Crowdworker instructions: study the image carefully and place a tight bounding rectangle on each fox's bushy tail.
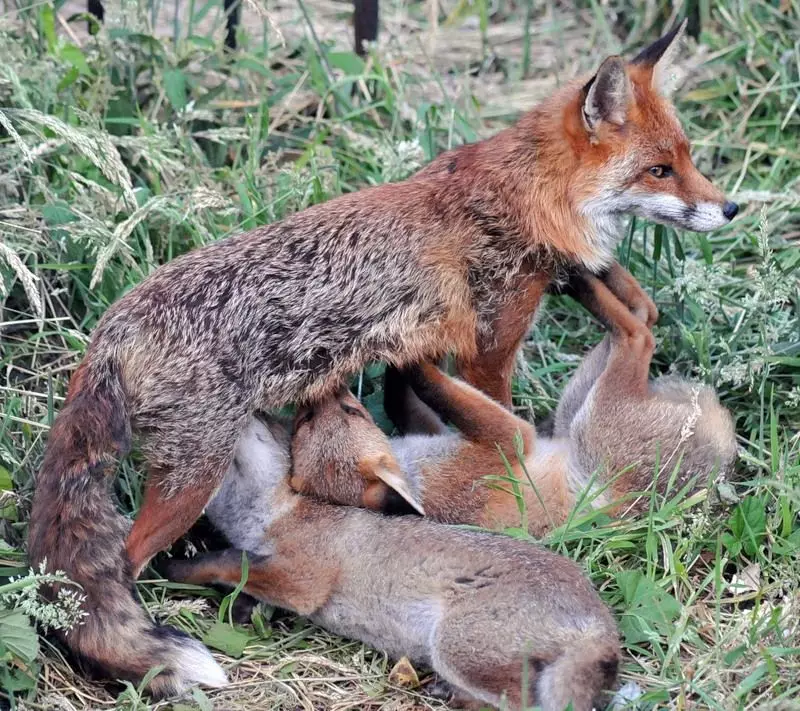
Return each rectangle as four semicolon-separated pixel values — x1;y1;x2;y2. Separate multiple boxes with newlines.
27;358;226;697
536;633;620;711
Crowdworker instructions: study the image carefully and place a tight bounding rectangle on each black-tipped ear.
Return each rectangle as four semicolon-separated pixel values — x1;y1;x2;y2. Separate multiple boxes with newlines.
631;19;687;95
373;465;425;515
632;19;686;66
582;56;631;131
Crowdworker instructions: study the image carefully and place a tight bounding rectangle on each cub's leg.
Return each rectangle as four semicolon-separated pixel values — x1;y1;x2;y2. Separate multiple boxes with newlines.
167;547;337;617
383;366;449;435
405;362;536;460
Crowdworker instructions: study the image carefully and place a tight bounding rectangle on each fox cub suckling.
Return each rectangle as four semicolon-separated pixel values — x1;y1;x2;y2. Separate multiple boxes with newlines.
289;273;738;535
167;417;620;711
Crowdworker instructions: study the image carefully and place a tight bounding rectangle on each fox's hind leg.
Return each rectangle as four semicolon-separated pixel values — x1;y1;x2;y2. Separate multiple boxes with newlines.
126;411;249;578
552;336;612;437
566;275;655;416
565;278;657;508
127;459;232;578
430;621;530;711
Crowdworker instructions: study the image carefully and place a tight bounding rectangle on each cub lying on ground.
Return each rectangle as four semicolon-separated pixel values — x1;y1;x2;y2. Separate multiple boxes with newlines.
168;417;620;711
290;274;738;535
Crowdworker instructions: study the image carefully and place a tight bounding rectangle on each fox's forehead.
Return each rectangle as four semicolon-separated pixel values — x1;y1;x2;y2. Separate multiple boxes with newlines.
628;80;690;156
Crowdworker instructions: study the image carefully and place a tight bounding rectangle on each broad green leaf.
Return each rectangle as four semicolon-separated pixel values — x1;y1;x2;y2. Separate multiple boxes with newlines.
328;51;365;76
60;44;91;75
56;66;81;92
727;495;767;557
234;57;273;78
615;570;682;644
191;686;214;711
39;5;57;53
0;463;16;521
202;621;251;658
163;69;187;111
41;203;78;227
0;609;40;663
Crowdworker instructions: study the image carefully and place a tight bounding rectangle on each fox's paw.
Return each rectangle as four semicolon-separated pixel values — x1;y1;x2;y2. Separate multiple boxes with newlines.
628;326;656;359
425;677;484;710
629;293;658;327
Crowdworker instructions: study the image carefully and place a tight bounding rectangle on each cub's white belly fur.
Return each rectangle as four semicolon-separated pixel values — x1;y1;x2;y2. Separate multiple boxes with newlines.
312;594;442;663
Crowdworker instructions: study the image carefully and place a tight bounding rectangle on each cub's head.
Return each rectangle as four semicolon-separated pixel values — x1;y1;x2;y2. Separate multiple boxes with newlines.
290;389;423;515
568;21;737;240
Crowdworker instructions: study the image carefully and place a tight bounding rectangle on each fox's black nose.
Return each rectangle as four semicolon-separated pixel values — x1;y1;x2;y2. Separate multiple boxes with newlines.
723;201;739;220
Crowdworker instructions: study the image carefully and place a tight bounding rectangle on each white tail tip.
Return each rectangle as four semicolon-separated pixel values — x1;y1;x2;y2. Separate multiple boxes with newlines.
175;639;229;690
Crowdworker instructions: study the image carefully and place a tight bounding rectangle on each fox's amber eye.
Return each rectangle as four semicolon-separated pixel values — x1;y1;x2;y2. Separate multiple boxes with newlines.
649;165;673;178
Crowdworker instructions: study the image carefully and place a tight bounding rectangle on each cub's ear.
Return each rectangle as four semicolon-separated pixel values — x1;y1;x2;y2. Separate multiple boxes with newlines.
631;19;687;96
372;464;425;515
582;56;631;133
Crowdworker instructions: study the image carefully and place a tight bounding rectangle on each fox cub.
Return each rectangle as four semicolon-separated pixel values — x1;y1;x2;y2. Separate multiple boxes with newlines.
168;417;620;711
290;274;738;535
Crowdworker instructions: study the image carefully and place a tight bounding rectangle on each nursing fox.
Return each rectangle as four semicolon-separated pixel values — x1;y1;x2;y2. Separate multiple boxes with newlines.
28;22;737;695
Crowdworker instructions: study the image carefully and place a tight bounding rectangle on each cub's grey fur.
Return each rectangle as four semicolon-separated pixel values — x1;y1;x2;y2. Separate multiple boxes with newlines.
182;418;621;711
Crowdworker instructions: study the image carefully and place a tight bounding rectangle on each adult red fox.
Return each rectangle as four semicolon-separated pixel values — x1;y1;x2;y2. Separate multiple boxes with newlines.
289;274;738;533
167;416;621;711
28;21;735;694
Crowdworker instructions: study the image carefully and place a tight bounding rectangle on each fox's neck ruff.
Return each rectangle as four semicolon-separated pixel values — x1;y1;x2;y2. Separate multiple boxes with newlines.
478;81;628;273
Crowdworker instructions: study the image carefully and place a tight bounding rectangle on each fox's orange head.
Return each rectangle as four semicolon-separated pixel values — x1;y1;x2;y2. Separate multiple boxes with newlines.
290;389;423;515
562;21;737;250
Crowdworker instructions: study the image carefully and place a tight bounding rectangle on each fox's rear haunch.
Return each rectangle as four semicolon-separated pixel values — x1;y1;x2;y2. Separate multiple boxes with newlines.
27;360;226;697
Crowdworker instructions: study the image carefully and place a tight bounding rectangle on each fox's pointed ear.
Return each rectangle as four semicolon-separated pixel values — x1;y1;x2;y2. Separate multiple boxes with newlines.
582;56;631;132
632;19;687;96
374;465;425;515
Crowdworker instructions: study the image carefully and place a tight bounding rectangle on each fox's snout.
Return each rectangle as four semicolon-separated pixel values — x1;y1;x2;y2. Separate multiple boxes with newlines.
675;193;739;232
723;201;739;220
671;167;738;231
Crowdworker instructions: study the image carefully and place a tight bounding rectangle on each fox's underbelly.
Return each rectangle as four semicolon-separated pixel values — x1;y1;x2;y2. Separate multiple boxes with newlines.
253;308;478;409
310;593;441;664
479;440;571;535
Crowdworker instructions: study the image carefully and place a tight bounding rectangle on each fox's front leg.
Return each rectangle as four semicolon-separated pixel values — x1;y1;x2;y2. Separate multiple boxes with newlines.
557;261;657;330
456;272;551;408
564;270;655;346
600;261;658;326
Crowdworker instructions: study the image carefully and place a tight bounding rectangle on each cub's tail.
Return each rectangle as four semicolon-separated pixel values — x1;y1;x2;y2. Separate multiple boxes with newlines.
27;357;226;697
536;633;620;711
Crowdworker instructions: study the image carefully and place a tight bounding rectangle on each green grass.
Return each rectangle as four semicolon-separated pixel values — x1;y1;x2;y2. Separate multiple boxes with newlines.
0;0;799;709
